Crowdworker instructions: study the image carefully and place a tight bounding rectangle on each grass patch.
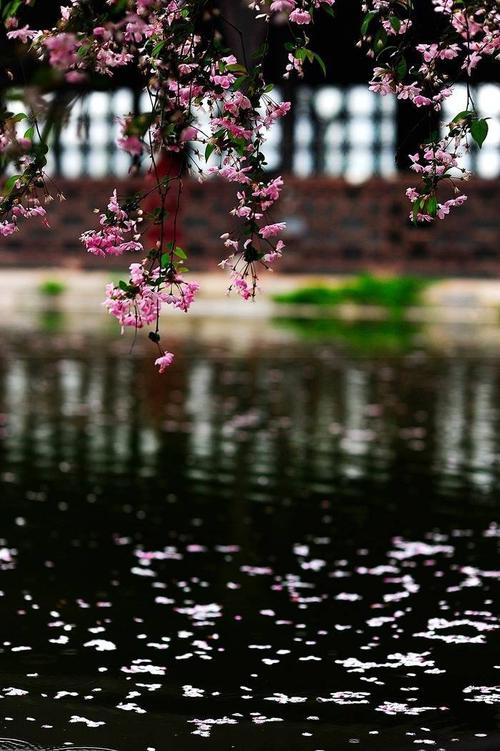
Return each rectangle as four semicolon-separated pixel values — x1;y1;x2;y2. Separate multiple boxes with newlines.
38;279;66;297
273;273;431;311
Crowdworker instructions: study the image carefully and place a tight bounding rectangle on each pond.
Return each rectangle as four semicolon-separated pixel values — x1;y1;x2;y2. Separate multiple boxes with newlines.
0;314;499;751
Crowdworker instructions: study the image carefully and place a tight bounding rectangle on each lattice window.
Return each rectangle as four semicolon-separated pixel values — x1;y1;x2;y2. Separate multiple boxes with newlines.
7;84;499;180
48;89;136;177
291;85;397;181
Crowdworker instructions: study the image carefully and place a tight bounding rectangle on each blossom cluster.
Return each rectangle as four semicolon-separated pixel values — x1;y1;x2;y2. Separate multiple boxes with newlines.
362;0;498;221
103;261;200;330
0;112;53;238
1;0;496;371
80;191;143;257
0;194;48;237
4;0;338;370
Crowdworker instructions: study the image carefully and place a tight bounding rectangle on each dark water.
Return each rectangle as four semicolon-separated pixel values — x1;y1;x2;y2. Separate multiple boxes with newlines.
0;317;499;751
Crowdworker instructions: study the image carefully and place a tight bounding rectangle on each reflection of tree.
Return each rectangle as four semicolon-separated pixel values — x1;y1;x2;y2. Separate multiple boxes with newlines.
274;318;421;354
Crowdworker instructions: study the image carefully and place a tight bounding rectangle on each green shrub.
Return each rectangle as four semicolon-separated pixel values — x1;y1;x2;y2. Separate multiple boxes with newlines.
38;279;66;297
273;273;431;310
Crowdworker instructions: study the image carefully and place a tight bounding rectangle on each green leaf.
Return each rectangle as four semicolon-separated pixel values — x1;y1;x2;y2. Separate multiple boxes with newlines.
426;195;437;217
389;16;401;32
395;56;407;80
160;253;170;268
412;196;424;223
311;51;326;77
231;76;248;91
151;40;165;57
361;11;376;36
470;118;488;148
23;126;34;140
225;63;247;74
174;246;187;260
373;28;388;53
110;0;128;13
3;174;21;194
205;142;216;162
2;0;23;21
252;41;269;59
452;110;473;123
118;280;129;292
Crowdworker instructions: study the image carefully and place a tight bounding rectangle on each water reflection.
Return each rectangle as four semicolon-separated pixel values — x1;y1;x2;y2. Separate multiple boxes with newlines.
2;323;500;505
0;318;498;751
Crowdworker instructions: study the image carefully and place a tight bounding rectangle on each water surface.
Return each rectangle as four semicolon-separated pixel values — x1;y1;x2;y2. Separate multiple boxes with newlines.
0;317;498;751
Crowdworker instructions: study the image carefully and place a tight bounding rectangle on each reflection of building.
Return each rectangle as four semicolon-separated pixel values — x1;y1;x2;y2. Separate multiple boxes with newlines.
2;329;500;504
1;3;499;272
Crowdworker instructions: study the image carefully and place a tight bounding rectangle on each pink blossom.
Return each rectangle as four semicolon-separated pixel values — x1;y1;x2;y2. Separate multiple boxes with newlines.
7;25;37;43
253;176;284;205
289;9;312;24
107;190;127;221
270;0;296;11
232;276;253;300
12;202;46;219
259;222;286;239
0;221;17;237
405;187;419;202
104;283;159;328
211;118;252;140
180;126;197;142
215;165;252;184
397;84;421;101
369;68;395;96
413;95;433;107
437;195;467;219
81;227;142;257
65;71;87;84
262;240;285;265
164;278;200;312
136;0;156;13
129;263;145;286
117;136;143;156
261;101;291;126
285;52;305;78
155;351;174;373
43;33;78;70
211;74;235;89
124;16;148;42
224;92;252;117
93;26;112;41
96;48;134;72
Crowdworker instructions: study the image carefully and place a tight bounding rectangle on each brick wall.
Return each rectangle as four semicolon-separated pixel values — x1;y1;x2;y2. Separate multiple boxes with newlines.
1;176;499;276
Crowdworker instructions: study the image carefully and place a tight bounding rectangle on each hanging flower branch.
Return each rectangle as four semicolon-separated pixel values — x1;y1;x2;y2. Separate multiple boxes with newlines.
362;0;499;221
0;0;498;370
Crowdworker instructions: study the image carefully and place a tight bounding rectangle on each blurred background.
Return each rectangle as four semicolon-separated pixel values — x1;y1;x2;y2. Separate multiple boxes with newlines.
0;0;499;275
0;4;499;750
